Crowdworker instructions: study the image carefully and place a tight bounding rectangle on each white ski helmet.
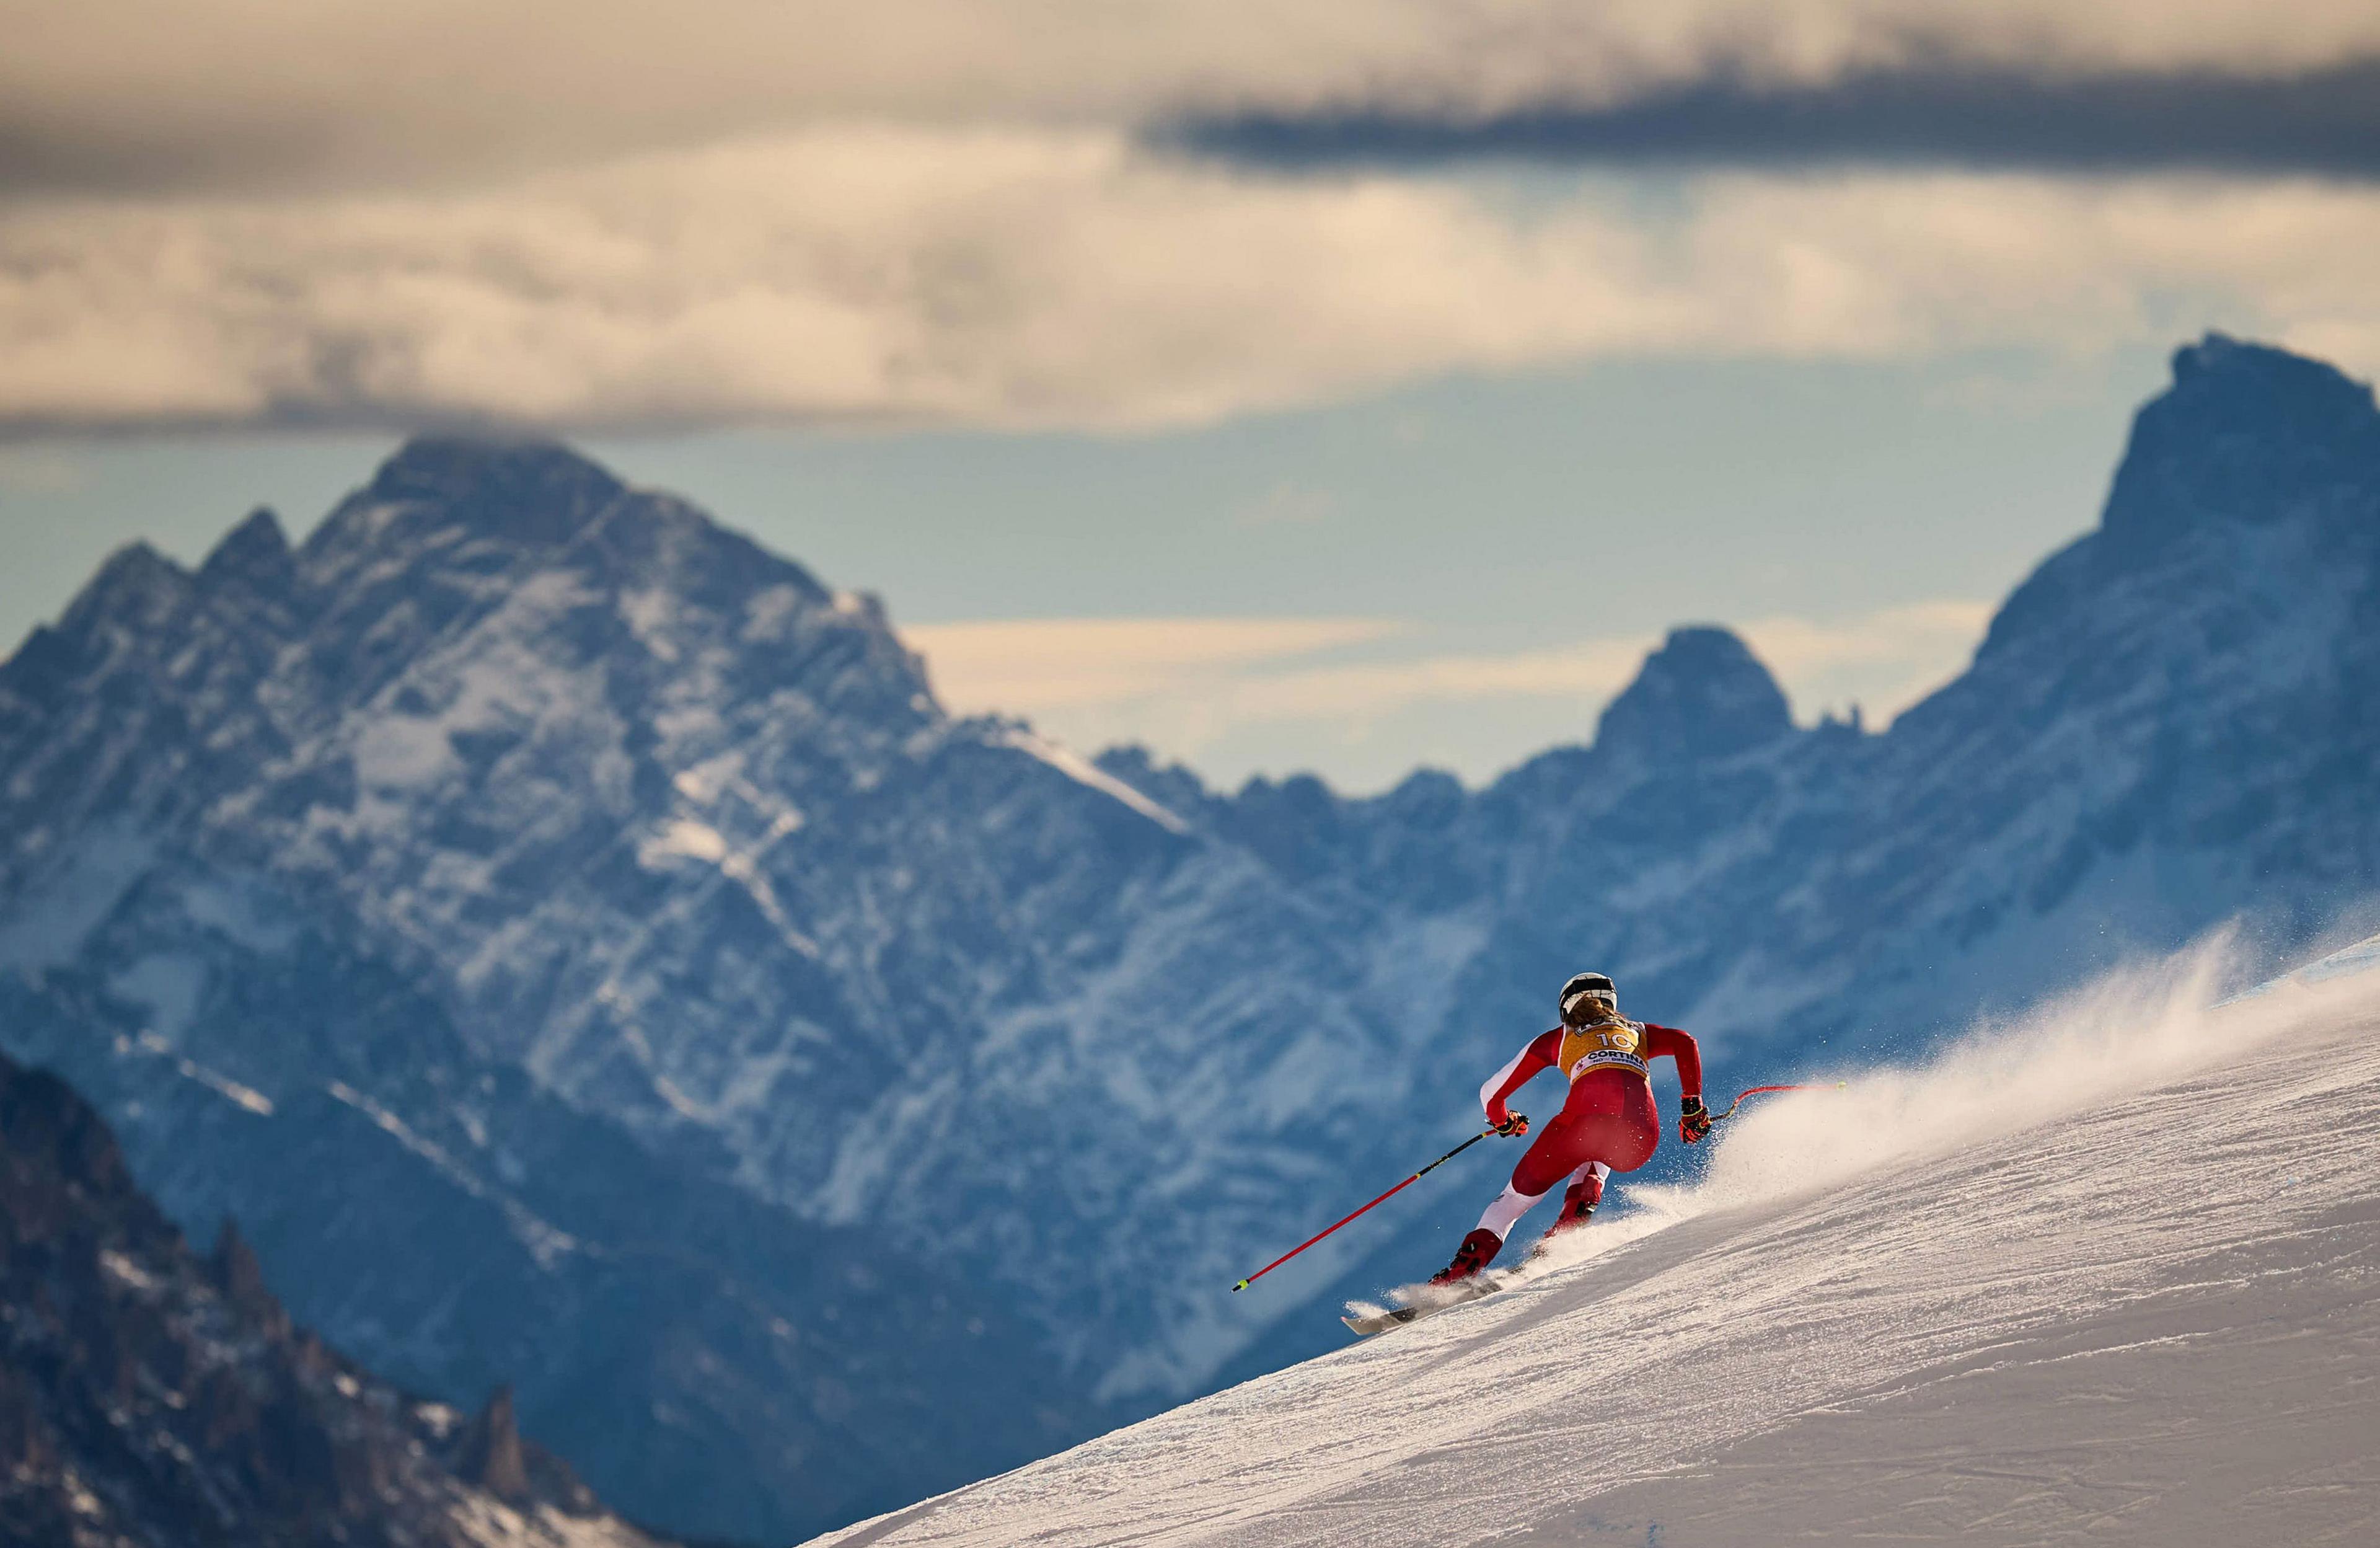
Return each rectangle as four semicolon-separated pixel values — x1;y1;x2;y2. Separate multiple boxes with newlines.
1559;971;1618;1027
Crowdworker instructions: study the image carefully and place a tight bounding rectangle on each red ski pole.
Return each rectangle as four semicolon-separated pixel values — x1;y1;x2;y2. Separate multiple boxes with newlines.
1709;1082;1843;1121
1232;1121;1516;1293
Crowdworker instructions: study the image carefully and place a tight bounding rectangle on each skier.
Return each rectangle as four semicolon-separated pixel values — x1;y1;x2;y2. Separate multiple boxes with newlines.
1432;971;1710;1284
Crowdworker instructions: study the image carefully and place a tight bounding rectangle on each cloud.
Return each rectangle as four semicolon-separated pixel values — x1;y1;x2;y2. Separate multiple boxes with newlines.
1737;599;1995;722
9;3;2380;196
906;599;1991;786
11;4;2380;435
1173;60;2380;181
905;613;1655;763
1219;637;1659;724
904;616;1403;712
8;128;2380;435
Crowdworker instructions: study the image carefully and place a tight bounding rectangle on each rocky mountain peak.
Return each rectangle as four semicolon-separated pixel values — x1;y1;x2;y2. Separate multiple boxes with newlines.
459;1385;534;1503
369;433;624;508
2101;333;2380;554
332;435;628;557
1973;334;2380;668
209;1218;291;1335
55;541;193;640
198;506;293;583
1593;626;1794;764
196;507;306;631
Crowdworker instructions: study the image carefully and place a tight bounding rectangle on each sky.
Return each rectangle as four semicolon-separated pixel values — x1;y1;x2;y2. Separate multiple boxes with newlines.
5;1;2378;790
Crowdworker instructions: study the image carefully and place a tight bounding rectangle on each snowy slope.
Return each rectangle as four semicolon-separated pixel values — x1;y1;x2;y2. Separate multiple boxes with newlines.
810;934;2380;1547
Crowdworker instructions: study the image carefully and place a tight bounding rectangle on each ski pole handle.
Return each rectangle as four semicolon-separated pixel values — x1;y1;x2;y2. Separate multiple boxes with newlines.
1232;1125;1499;1293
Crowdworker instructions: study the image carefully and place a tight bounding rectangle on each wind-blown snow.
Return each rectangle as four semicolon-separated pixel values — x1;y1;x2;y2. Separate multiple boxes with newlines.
811;934;2380;1547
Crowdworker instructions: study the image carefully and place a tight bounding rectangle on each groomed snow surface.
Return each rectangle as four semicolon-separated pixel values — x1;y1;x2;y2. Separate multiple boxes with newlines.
812;935;2380;1547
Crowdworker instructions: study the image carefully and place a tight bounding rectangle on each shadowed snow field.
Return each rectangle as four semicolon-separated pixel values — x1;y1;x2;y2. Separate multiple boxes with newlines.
812;935;2380;1546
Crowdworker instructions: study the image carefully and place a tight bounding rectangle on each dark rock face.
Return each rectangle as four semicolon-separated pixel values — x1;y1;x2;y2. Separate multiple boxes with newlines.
2;334;2376;1542
457;1386;532;1503
1592;625;1794;764
207;1220;288;1338
196;508;298;601
0;1050;658;1548
2103;334;2380;553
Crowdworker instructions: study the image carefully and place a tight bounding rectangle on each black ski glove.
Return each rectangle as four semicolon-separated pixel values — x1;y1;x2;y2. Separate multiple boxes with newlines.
1678;1096;1712;1144
1494;1113;1530;1138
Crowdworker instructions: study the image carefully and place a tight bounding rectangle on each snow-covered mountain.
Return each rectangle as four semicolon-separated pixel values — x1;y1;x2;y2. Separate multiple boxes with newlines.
806;934;2380;1547
1;332;2374;1539
0;1046;663;1548
0;449;1127;1539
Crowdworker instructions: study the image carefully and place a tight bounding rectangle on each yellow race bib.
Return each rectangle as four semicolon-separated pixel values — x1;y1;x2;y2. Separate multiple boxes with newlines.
1558;1019;1648;1081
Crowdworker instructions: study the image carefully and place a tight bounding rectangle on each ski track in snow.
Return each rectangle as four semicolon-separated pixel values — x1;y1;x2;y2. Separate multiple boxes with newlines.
809;936;2380;1547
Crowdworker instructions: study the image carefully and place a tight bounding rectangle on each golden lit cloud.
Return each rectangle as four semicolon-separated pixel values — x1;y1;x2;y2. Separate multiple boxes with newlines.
906;598;1994;784
6;130;2380;434
905;616;1404;712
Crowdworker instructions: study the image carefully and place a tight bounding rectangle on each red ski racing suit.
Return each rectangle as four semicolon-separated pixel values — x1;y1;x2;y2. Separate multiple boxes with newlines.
1438;1018;1703;1278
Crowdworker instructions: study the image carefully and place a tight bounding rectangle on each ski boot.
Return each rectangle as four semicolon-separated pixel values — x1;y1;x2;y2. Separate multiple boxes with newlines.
1430;1227;1503;1285
1528;1174;1603;1260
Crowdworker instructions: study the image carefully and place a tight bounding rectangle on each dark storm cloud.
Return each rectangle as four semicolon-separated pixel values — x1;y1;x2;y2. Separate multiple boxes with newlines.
1166;61;2380;181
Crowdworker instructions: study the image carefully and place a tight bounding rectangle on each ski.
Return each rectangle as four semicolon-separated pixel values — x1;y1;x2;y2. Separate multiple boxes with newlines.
1341;1271;1515;1336
1340;1306;1422;1335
